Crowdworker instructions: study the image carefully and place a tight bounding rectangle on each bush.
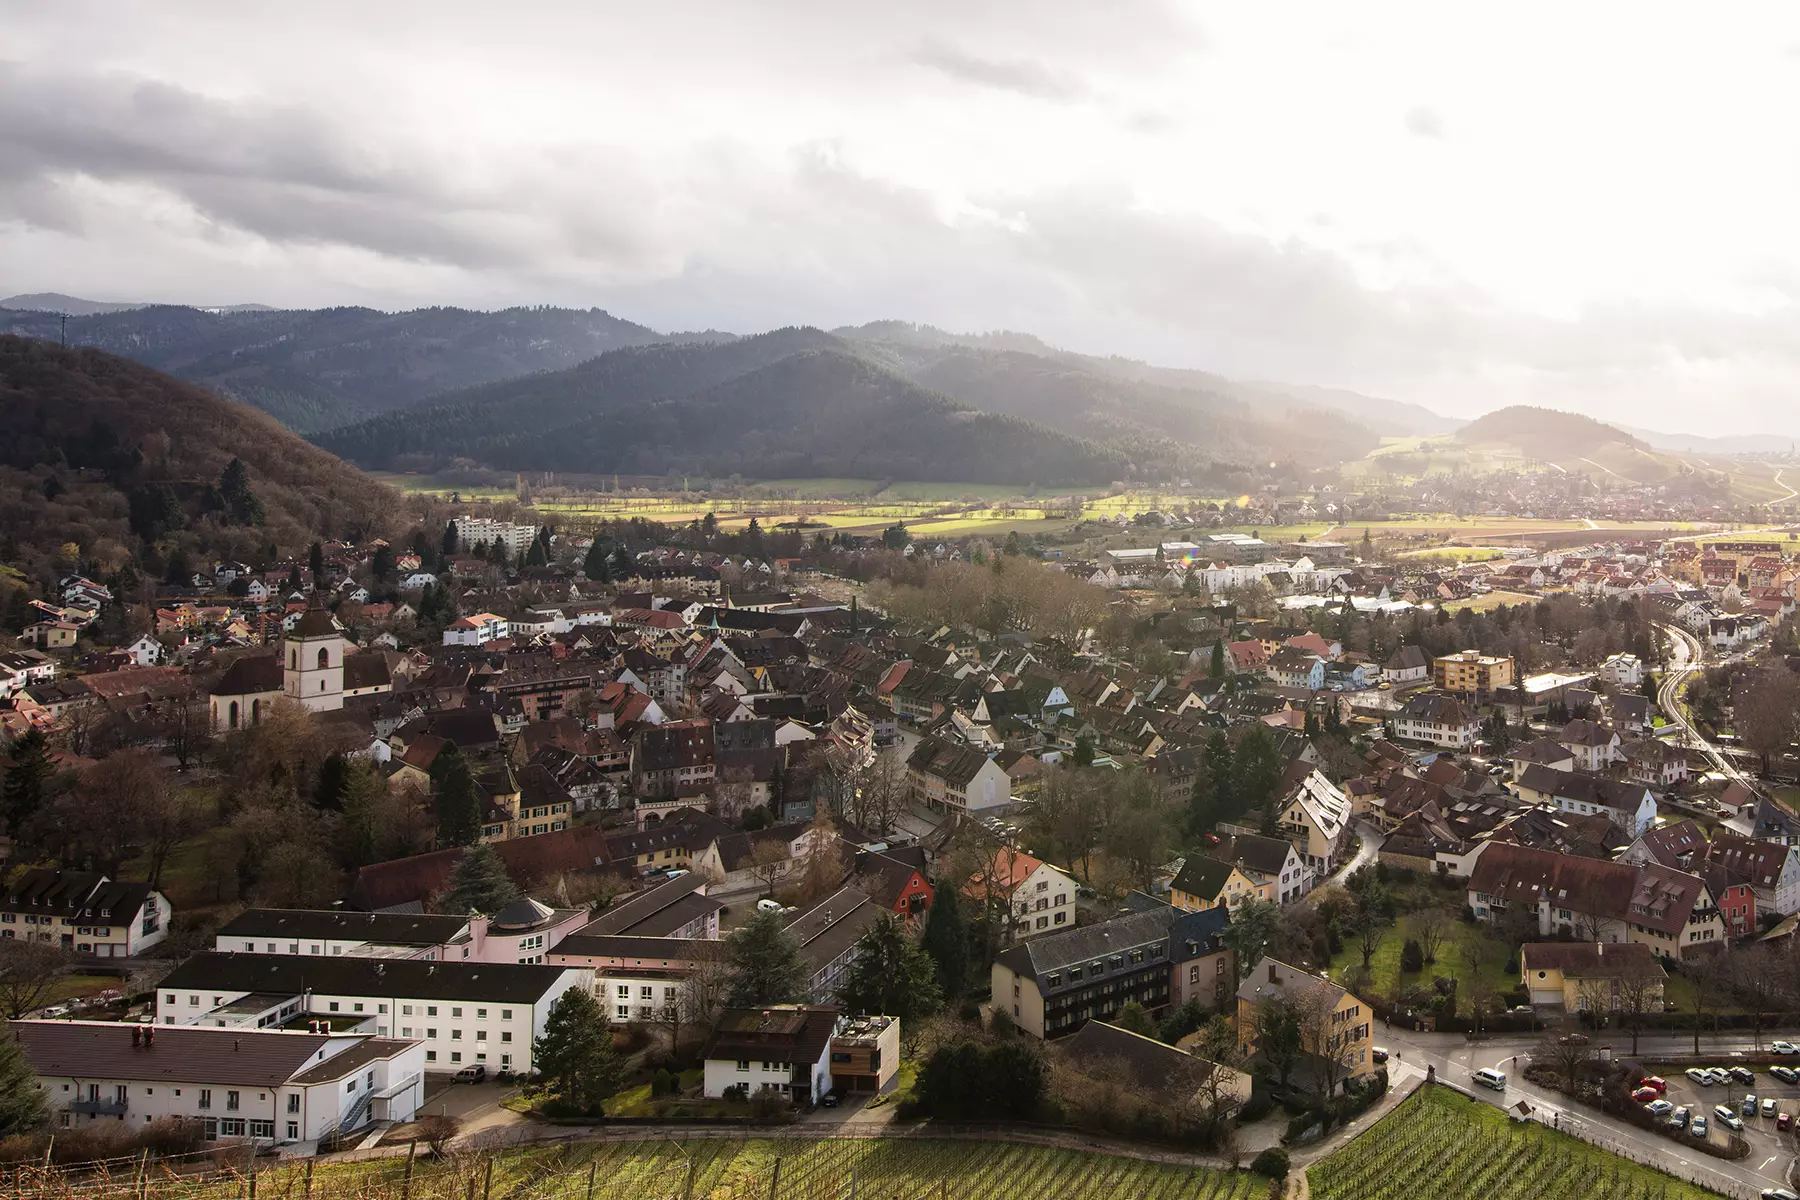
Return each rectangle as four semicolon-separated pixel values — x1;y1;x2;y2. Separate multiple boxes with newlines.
750;1090;794;1124
416;1114;461;1157
1400;939;1423;973
651;1068;675;1098
1251;1148;1290;1179
1236;1091;1277;1122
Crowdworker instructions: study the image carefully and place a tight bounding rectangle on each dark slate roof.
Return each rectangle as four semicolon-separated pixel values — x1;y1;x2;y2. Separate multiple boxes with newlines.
551;934;716;963
703;1004;836;1064
1058;1020;1222;1100
293;598;338;640
1170;856;1234;901
288;1037;419;1084
215;909;468;947
161;952;576;1004
13;1020;336;1087
993;908;1177;988
905;735;992;788
580;873;712;935
785;886;879;974
211;653;283;697
1;870;153;924
635;721;717;772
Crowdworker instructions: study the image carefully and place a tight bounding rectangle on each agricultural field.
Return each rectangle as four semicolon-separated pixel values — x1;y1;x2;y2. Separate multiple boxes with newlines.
109;1136;1259;1200
1309;1084;1726;1200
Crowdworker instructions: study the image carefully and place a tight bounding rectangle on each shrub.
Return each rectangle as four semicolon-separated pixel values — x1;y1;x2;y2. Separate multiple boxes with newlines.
1251;1147;1290;1179
750;1090;794;1124
1400;939;1424;973
651;1068;675;1098
417;1114;461;1157
1236;1091;1277;1122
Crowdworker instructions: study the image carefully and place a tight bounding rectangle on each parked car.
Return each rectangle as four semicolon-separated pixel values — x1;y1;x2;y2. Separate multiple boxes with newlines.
1631;1086;1660;1103
1716;1105;1745;1131
757;898;784;913
1639;1076;1667;1094
819;1090;841;1109
1686;1068;1715;1085
1780;1111;1794;1132
1773;1066;1799;1084
1670;1105;1691;1128
1647;1099;1674;1117
1472;1067;1507;1091
1762;1098;1778;1118
1743;1095;1759;1118
1733;1066;1756;1085
1510;1004;1533;1015
454;1065;487;1084
1761;1190;1799;1200
1773;1041;1799;1055
1691;1115;1709;1138
1371;1047;1389;1064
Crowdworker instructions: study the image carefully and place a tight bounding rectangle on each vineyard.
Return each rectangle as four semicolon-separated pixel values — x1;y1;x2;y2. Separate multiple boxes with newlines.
1308;1085;1728;1200
17;1135;1262;1200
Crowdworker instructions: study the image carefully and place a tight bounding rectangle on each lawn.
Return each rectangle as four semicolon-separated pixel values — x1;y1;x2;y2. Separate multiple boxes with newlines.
1309;1083;1727;1199
1327;908;1518;1019
126;1135;1261;1199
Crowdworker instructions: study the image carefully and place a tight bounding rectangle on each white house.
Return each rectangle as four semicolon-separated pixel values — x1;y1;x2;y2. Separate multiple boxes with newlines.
1512;764;1658;839
0;870;169;958
701;1005;838;1106
1275;771;1355;874
441;612;509;647
14;1020;425;1151
399;573;439;591
904;735;1013;814
1393;692;1479;750
156;953;591;1076
123;635;165;667
1598;653;1643;688
1555;719;1622;773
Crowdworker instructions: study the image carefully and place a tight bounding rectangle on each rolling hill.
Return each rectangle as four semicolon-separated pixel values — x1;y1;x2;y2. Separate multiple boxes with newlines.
0;336;401;582
1455;405;1651;460
0;303;681;432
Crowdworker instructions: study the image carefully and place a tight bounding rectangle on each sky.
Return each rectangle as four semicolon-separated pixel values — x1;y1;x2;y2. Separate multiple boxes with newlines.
6;1;1800;435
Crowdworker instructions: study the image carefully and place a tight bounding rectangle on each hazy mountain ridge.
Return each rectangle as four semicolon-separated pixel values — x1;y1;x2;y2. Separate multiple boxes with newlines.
1455;405;1649;458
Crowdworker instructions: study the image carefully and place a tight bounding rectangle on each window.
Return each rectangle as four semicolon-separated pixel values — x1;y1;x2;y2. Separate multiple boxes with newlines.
451;1007;463;1018
287;1094;300;1113
501;1032;512;1043
737;1060;750;1071
501;1009;513;1020
616;1006;629;1019
402;1005;414;1016
617;985;629;998
353;1003;364;1013
426;1050;437;1062
450;1052;462;1064
476;1008;488;1019
250;1120;274;1139
426;1028;437;1039
346;1079;357;1094
198;1089;212;1110
427;1006;438;1017
501;1054;512;1066
328;1002;340;1013
1054;912;1066;925
286;1122;299;1140
451;1030;462;1041
226;1091;240;1111
1054;894;1066;906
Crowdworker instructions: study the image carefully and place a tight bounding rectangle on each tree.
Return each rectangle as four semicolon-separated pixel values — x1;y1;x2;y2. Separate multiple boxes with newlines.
0;939;70;1018
1210;639;1226;679
920;887;971;1002
1738;669;1800;776
837;911;943;1024
1221;898;1280;987
371;543;396;581
1072;735;1096;767
1102;770;1180;892
430;744;482;847
308;541;325;586
1189;731;1234;835
1461;938;1494;1034
533;988;622;1116
582;539;612;582
440;843;519;914
1231;725;1285;819
1251;997;1304;1092
795;805;848;905
0;1025;44;1136
1;727;52;837
219;458;263;525
658;944;728;1064
1113;1001;1158;1039
1353;908;1385;973
746;838;791;897
1411;910;1448;965
337;759;390;867
723;908;808;1007
1533;1033;1595;1093
882;523;911;550
1026;766;1103;881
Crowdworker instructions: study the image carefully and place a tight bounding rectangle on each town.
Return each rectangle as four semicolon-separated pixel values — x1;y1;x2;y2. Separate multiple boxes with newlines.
5;482;1800;1200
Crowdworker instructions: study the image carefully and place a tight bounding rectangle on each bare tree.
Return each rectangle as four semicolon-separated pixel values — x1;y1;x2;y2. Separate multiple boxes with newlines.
160;695;215;771
1532;1033;1595;1092
1461;938;1494;1034
1722;944;1781;1051
748;838;791;897
1615;968;1661;1056
1412;909;1448;965
0;939;72;1017
1354;911;1386;973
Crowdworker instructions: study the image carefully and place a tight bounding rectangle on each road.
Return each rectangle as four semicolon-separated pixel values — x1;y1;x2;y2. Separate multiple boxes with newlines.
1774;468;1799;508
1306;820;1385;900
1376;1024;1792;1198
1656;622;1755;787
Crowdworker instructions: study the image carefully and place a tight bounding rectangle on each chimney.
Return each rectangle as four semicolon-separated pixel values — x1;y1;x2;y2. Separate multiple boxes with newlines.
1267;963;1279;984
131;1027;142;1048
144;1028;154;1047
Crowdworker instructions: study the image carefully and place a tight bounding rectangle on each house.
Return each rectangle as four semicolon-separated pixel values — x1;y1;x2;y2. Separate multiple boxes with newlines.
853;850;935;920
701;1005;838;1105
1392;692;1480;750
1512;765;1657;839
1598;654;1644;688
1235;959;1375;1090
1057;1019;1251;1115
990;907;1179;1038
786;887;882;1004
1466;843;1725;960
1620;738;1688;789
904;735;1012;815
0;870;169;957
1519;942;1666;1012
123;635;165;667
1704;834;1800;917
1166;905;1236;1013
1382;645;1430;685
441;613;509;647
155;953;592;1075
963;847;1077;941
1265;648;1325;691
1171;832;1312;912
548;934;718;1025
1168;857;1259;915
1432;650;1515;697
577;873;723;939
1274;771;1354;875
13;1020;426;1149
1555;719;1622;772
631;720;717;800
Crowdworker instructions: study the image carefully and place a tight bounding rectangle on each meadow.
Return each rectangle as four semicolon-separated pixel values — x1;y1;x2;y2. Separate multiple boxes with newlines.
1309;1084;1728;1200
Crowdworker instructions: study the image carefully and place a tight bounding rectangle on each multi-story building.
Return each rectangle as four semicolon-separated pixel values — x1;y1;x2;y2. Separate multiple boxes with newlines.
1169;834;1312;913
0;870;168;958
1393;692;1480;750
213;902;587;966
990;907;1178;1038
631;720;717;800
14;1021;425;1149
450;516;540;557
962;847;1077;941
1432;650;1516;698
155;953;591;1075
701;1005;838;1106
1274;771;1354;876
904;735;1012;815
1236;959;1375;1089
786;887;881;1005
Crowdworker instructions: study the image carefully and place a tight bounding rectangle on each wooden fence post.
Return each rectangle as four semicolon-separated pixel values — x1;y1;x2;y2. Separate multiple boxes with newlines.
401;1139;418;1200
768;1158;780;1200
482;1156;494;1200
586;1161;597;1200
304;1159;314;1200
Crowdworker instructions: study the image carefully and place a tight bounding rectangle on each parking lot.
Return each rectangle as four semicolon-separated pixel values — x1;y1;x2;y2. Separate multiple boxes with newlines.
1647;1064;1800;1157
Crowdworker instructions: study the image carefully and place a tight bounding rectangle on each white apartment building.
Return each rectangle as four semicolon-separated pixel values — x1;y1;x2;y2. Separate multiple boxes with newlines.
156;953;591;1075
451;516;540;557
14;1020;424;1150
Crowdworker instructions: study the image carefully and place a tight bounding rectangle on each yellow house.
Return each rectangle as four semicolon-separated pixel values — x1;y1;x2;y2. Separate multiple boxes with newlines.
1432;650;1516;696
1519;942;1667;1011
1236;959;1375;1090
1171;856;1262;913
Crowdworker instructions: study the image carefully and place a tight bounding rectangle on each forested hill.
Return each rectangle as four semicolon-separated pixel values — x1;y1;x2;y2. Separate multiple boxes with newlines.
320;341;1132;486
0;336;400;585
1455;405;1649;458
0;304;678;432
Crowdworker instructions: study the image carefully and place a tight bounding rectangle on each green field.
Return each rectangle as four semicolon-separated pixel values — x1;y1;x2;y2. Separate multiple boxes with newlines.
1310;1084;1727;1199
129;1136;1259;1199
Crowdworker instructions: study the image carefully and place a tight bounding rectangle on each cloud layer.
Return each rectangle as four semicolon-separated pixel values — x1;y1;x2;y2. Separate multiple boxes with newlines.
7;2;1800;435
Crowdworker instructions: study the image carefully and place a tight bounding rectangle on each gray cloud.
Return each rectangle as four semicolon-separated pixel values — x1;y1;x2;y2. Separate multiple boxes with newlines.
909;39;1089;101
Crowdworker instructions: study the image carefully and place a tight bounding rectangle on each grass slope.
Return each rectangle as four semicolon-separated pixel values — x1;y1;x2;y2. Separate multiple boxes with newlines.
1310;1084;1726;1200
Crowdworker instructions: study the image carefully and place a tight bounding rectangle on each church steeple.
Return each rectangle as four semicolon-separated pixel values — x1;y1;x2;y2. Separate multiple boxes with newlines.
284;593;346;711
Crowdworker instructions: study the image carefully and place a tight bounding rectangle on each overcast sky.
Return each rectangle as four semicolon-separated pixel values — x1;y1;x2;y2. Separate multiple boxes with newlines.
6;2;1800;434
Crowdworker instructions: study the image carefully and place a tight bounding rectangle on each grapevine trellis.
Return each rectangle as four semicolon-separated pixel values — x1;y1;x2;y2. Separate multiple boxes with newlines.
1309;1086;1735;1200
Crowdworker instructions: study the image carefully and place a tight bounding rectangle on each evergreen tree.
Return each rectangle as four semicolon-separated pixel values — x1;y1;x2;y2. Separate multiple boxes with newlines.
1188;730;1233;834
218;458;264;525
1113;1001;1158;1039
337;759;385;867
525;537;548;568
837;911;943;1024
583;540;612;582
441;523;459;559
1209;639;1225;679
308;541;325;585
312;753;352;812
430;744;483;847
440;843;520;913
1;728;52;838
0;1025;44;1136
919;887;970;1001
1073;735;1096;767
533;988;621;1116
285;564;303;595
723;908;808;1006
371;544;396;581
1231;724;1284;819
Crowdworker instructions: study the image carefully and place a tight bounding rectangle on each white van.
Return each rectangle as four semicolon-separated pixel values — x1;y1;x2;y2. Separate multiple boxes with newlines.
1473;1068;1507;1091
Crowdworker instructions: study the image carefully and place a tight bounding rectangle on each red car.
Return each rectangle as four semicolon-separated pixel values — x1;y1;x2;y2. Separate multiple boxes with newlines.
1779;1111;1794;1132
1630;1086;1660;1103
1639;1076;1668;1094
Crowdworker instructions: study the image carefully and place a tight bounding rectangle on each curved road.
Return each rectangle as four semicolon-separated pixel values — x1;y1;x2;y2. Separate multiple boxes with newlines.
1656;622;1754;787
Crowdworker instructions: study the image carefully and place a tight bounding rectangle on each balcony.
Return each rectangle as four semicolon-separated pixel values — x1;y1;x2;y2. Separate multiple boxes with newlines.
70;1098;128;1116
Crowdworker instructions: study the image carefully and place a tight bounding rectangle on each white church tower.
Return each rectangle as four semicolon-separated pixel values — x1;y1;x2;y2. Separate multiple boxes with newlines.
283;596;345;712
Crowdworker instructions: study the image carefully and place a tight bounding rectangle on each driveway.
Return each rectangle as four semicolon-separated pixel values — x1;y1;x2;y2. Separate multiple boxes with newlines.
1307;820;1384;900
412;1079;526;1139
